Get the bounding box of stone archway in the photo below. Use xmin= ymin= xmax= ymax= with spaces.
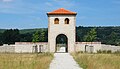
xmin=56 ymin=34 xmax=68 ymax=53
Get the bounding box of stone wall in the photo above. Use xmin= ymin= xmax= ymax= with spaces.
xmin=0 ymin=42 xmax=120 ymax=53
xmin=15 ymin=45 xmax=33 ymax=53
xmin=0 ymin=42 xmax=49 ymax=53
xmin=75 ymin=42 xmax=120 ymax=53
xmin=15 ymin=42 xmax=49 ymax=53
xmin=75 ymin=42 xmax=101 ymax=53
xmin=0 ymin=44 xmax=15 ymax=52
xmin=101 ymin=44 xmax=120 ymax=52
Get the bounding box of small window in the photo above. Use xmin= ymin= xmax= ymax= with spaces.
xmin=54 ymin=18 xmax=59 ymax=24
xmin=65 ymin=18 xmax=69 ymax=24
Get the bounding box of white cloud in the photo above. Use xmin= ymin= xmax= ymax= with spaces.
xmin=112 ymin=1 xmax=120 ymax=4
xmin=2 ymin=0 xmax=13 ymax=2
xmin=45 ymin=2 xmax=53 ymax=6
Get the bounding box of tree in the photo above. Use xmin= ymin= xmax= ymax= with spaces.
xmin=0 ymin=33 xmax=3 ymax=45
xmin=44 ymin=30 xmax=48 ymax=42
xmin=32 ymin=31 xmax=40 ymax=42
xmin=39 ymin=31 xmax=45 ymax=42
xmin=83 ymin=28 xmax=97 ymax=44
xmin=107 ymin=31 xmax=118 ymax=45
xmin=109 ymin=32 xmax=117 ymax=40
xmin=2 ymin=29 xmax=20 ymax=44
xmin=76 ymin=28 xmax=83 ymax=42
xmin=20 ymin=33 xmax=33 ymax=42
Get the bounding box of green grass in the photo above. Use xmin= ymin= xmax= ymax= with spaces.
xmin=0 ymin=53 xmax=53 ymax=69
xmin=72 ymin=53 xmax=120 ymax=69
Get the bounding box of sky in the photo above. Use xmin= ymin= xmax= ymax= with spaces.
xmin=0 ymin=0 xmax=120 ymax=29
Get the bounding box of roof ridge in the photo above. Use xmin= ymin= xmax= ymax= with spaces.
xmin=47 ymin=8 xmax=77 ymax=15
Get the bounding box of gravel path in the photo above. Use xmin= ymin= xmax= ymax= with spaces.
xmin=49 ymin=53 xmax=82 ymax=69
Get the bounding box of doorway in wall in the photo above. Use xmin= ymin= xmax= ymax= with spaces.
xmin=56 ymin=34 xmax=68 ymax=53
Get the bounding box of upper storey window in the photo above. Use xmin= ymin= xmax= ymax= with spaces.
xmin=65 ymin=18 xmax=69 ymax=24
xmin=54 ymin=18 xmax=59 ymax=24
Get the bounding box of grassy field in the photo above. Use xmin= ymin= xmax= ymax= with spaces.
xmin=0 ymin=53 xmax=53 ymax=69
xmin=72 ymin=53 xmax=120 ymax=69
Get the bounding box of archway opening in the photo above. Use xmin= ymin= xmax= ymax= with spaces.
xmin=54 ymin=18 xmax=59 ymax=24
xmin=65 ymin=18 xmax=69 ymax=24
xmin=56 ymin=34 xmax=68 ymax=53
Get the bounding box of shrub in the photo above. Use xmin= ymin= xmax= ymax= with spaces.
xmin=97 ymin=50 xmax=112 ymax=54
xmin=97 ymin=50 xmax=102 ymax=53
xmin=113 ymin=51 xmax=120 ymax=56
xmin=106 ymin=50 xmax=111 ymax=54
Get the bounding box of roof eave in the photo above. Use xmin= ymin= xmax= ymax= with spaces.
xmin=47 ymin=13 xmax=77 ymax=15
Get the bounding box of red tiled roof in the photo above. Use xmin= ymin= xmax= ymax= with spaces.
xmin=47 ymin=8 xmax=77 ymax=15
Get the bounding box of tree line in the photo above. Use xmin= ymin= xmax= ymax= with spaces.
xmin=0 ymin=26 xmax=120 ymax=46
xmin=76 ymin=26 xmax=120 ymax=46
xmin=0 ymin=29 xmax=48 ymax=45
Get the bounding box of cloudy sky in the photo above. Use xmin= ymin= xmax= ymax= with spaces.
xmin=0 ymin=0 xmax=120 ymax=29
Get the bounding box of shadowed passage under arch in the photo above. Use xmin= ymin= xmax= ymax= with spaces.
xmin=56 ymin=34 xmax=68 ymax=53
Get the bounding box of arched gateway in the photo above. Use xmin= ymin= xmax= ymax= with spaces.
xmin=56 ymin=34 xmax=68 ymax=52
xmin=47 ymin=8 xmax=77 ymax=52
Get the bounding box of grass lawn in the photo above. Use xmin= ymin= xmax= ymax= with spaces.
xmin=0 ymin=53 xmax=53 ymax=69
xmin=72 ymin=53 xmax=120 ymax=69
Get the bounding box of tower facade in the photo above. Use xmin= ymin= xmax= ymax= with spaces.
xmin=47 ymin=8 xmax=77 ymax=52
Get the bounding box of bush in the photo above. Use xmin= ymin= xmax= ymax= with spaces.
xmin=75 ymin=51 xmax=83 ymax=55
xmin=97 ymin=50 xmax=102 ymax=53
xmin=113 ymin=51 xmax=120 ymax=56
xmin=106 ymin=50 xmax=111 ymax=53
xmin=97 ymin=50 xmax=112 ymax=54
